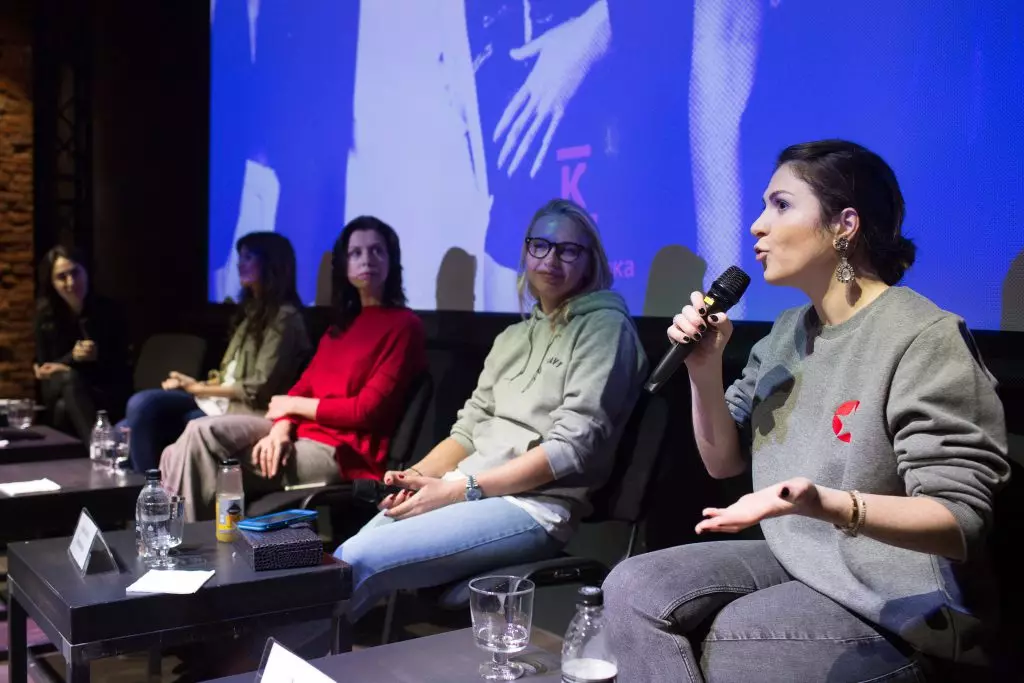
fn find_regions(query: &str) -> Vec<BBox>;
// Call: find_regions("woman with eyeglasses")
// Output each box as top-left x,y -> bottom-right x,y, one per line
333,198 -> 648,625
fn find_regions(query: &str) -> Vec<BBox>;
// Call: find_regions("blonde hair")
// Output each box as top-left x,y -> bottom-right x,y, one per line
516,198 -> 614,325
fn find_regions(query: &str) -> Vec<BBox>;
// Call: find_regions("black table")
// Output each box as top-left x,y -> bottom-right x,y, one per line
0,459 -> 145,542
6,521 -> 352,683
0,425 -> 85,464
204,628 -> 562,683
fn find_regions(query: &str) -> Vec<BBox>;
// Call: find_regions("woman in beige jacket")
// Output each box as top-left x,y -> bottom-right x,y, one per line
122,232 -> 311,471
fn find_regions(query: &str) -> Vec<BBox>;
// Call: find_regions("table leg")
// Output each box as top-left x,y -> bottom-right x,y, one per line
331,616 -> 352,655
8,595 -> 27,683
66,651 -> 90,683
148,647 -> 162,681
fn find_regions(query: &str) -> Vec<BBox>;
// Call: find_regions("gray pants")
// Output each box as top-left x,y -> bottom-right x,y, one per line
602,541 -> 926,683
159,415 -> 341,522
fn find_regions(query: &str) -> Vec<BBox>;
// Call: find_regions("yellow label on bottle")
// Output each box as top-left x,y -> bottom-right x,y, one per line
216,495 -> 243,542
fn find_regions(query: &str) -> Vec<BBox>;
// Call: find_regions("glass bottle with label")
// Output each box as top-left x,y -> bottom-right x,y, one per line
216,458 -> 245,542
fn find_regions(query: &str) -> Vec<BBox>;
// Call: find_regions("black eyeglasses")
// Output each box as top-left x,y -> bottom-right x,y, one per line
525,237 -> 587,263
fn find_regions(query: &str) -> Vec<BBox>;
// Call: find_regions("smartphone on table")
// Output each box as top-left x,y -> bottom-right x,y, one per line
236,509 -> 318,532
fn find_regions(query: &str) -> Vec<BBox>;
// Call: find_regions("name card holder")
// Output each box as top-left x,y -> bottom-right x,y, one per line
67,508 -> 118,577
257,637 -> 337,683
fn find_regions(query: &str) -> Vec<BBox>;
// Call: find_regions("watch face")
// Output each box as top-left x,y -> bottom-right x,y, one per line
466,484 -> 483,501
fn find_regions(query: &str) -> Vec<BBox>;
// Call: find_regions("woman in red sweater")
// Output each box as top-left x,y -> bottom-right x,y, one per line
161,217 -> 426,521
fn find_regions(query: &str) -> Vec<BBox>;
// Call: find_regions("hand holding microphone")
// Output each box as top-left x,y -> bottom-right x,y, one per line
667,291 -> 735,366
645,266 -> 750,393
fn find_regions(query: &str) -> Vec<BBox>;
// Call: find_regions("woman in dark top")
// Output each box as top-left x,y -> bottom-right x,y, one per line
34,246 -> 132,440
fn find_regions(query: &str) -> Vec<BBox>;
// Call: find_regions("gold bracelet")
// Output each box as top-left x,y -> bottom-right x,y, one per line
835,490 -> 865,537
406,466 -> 423,477
851,490 -> 867,536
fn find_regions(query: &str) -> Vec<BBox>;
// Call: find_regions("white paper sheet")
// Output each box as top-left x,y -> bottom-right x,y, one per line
126,570 -> 216,595
0,478 -> 61,496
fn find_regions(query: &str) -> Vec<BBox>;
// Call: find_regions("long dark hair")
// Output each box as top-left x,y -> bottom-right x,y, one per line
231,232 -> 302,350
36,245 -> 90,328
777,140 -> 916,285
329,216 -> 406,335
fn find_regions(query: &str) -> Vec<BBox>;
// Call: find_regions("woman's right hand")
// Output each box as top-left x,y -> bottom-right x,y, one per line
35,362 -> 71,379
668,290 -> 734,370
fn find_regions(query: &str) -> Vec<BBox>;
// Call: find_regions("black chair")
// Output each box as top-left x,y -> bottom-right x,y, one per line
379,390 -> 671,643
133,333 -> 207,392
246,371 -> 435,540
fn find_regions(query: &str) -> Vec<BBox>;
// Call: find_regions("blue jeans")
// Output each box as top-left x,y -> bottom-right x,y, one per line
121,389 -> 206,472
602,541 -> 928,683
335,497 -> 564,622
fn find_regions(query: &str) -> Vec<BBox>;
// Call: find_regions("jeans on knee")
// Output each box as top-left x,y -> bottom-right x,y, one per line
122,389 -> 203,471
335,497 -> 564,622
602,541 -> 926,683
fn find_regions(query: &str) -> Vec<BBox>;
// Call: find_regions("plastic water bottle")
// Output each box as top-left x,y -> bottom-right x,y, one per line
561,586 -> 618,683
89,410 -> 113,466
135,469 -> 170,560
216,458 -> 244,542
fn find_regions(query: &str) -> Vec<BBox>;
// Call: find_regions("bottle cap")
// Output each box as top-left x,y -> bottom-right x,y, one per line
222,458 -> 239,467
145,469 -> 161,481
577,586 -> 603,607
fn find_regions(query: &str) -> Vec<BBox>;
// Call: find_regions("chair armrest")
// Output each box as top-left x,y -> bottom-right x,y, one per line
246,483 -> 355,516
301,483 -> 356,509
435,555 -> 611,610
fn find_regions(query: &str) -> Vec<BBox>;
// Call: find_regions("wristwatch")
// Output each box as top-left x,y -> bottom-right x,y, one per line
465,476 -> 484,502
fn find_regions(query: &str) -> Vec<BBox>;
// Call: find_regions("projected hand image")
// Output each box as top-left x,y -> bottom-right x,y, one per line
494,0 -> 611,179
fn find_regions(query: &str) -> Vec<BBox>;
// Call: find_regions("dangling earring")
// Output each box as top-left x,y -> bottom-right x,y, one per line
834,237 -> 855,283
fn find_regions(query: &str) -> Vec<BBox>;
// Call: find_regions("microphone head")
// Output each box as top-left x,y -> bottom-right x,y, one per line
707,266 -> 751,309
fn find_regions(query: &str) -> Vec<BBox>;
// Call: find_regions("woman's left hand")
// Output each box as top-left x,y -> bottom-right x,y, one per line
695,477 -> 819,534
384,474 -> 464,521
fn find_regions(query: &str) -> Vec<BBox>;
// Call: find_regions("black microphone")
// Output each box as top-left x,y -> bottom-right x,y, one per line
644,266 -> 751,393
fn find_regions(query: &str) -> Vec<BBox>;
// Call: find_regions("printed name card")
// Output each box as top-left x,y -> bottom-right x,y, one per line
67,508 -> 117,576
258,638 -> 337,683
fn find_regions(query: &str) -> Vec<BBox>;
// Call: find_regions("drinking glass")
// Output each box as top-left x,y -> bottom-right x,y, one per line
112,425 -> 131,472
142,495 -> 185,569
469,576 -> 535,681
7,399 -> 34,429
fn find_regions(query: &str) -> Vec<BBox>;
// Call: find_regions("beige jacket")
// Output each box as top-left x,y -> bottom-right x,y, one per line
217,304 -> 311,415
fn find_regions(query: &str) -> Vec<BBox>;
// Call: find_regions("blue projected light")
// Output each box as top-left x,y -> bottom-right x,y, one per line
208,1 -> 1024,330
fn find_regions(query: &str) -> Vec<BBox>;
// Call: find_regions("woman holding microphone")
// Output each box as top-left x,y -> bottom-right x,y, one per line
602,140 -> 1009,681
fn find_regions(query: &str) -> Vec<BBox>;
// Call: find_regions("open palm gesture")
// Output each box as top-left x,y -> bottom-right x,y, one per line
695,477 -> 819,534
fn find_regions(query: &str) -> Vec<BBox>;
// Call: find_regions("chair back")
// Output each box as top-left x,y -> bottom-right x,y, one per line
587,391 -> 671,525
133,333 -> 207,391
386,371 -> 434,472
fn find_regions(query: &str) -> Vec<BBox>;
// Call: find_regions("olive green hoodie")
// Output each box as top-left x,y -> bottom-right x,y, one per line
451,290 -> 648,541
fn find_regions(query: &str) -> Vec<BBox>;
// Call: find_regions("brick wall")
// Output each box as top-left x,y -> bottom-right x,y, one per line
0,8 -> 35,398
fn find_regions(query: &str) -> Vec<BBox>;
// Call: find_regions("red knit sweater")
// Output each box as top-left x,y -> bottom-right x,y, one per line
283,307 -> 426,481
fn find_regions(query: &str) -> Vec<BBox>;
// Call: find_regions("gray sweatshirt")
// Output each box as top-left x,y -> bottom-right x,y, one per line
451,290 -> 648,541
725,286 -> 1010,662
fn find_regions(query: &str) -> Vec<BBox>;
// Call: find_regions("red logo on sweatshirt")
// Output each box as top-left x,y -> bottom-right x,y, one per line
832,400 -> 861,443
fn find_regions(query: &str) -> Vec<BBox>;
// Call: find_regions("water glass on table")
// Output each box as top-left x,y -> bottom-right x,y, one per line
6,399 -> 34,429
112,425 -> 131,472
469,576 -> 536,681
142,495 -> 185,569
